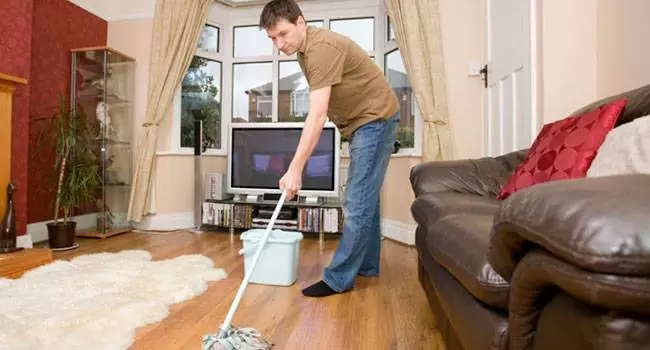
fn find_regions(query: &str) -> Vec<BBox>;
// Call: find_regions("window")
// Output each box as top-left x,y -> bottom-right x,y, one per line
232,62 -> 273,122
385,49 -> 415,149
279,61 -> 309,121
172,9 -> 421,156
180,56 -> 222,149
174,23 -> 224,153
384,15 -> 421,154
387,16 -> 396,42
330,18 -> 375,52
198,25 -> 220,53
233,25 -> 274,57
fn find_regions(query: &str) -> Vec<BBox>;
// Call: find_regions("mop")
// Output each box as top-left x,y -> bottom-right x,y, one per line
202,190 -> 288,350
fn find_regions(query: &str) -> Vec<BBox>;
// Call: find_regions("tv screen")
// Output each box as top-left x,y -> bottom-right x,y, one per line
230,126 -> 337,192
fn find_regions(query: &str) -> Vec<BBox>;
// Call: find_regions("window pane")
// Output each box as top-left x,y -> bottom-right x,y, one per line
330,18 -> 374,51
234,25 -> 274,57
181,56 -> 222,149
233,62 -> 273,122
279,61 -> 309,122
198,25 -> 219,53
387,17 -> 396,42
385,49 -> 415,148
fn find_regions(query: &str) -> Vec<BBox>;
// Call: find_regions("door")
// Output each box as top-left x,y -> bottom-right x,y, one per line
484,0 -> 539,156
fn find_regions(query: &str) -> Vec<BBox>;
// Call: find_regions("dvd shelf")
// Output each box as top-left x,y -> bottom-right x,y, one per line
201,198 -> 344,236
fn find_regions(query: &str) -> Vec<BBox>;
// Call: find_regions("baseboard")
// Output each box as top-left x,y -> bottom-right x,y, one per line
135,212 -> 194,231
381,218 -> 416,246
24,213 -> 99,246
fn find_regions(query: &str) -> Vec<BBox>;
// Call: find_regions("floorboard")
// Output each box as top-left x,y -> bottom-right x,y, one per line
48,230 -> 445,349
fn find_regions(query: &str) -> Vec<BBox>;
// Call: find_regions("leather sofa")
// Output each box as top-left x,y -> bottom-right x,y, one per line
409,84 -> 650,350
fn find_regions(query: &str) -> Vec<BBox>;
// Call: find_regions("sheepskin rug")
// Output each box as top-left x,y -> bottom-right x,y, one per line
0,249 -> 228,350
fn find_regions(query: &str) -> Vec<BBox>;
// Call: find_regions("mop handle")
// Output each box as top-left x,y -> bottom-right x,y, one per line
218,190 -> 288,337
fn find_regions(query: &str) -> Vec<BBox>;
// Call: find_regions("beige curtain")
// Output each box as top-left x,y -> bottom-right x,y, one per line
127,0 -> 212,223
385,0 -> 454,162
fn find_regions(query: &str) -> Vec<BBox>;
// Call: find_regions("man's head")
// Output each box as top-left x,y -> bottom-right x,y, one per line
259,0 -> 307,56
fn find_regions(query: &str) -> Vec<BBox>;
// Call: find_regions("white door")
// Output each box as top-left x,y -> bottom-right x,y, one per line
484,0 -> 539,156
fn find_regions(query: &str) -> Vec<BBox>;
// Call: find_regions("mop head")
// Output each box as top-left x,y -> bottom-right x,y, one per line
202,325 -> 273,350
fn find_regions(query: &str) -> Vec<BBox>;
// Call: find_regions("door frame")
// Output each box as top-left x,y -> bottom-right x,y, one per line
483,0 -> 543,157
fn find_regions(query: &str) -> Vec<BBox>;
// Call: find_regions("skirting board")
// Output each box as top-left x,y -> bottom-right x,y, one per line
21,213 -> 99,247
133,212 -> 416,245
135,212 -> 194,232
381,219 -> 416,246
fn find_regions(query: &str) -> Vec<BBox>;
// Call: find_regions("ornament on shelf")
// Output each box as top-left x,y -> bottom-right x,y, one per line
96,101 -> 114,138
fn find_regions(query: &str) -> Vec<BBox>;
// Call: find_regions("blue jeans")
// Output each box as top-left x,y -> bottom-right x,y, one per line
323,114 -> 399,292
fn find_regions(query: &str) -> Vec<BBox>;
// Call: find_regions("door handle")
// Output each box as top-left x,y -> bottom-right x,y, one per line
480,64 -> 488,88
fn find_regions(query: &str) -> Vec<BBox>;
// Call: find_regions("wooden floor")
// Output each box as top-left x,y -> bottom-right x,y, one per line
49,230 -> 444,349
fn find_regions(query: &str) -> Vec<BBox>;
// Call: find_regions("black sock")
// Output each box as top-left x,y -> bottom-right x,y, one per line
302,280 -> 339,297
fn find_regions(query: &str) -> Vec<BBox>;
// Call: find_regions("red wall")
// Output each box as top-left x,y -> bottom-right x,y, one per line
0,0 -> 106,234
0,0 -> 34,236
29,0 -> 107,225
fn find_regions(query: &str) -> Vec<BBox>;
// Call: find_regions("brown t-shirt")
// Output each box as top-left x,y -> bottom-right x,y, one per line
297,26 -> 399,138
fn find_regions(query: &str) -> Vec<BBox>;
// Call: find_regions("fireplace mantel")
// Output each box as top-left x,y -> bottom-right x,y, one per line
0,72 -> 27,216
0,73 -> 28,87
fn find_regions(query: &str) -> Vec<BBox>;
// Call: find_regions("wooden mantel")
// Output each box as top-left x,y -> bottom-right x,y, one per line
0,72 -> 27,216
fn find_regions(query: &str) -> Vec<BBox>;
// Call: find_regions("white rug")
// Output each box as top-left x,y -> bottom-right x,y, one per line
0,249 -> 228,350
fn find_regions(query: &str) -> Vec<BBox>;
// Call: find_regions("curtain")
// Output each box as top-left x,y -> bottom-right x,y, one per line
127,0 -> 213,223
384,0 -> 454,162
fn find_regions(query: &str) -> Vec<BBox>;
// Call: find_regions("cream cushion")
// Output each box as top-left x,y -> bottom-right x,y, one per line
587,115 -> 650,177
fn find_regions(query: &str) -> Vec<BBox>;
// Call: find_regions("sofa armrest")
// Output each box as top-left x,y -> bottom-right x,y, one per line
508,249 -> 650,350
488,174 -> 650,281
409,149 -> 528,197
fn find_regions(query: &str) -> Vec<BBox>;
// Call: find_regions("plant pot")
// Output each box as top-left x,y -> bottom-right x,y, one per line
46,221 -> 77,249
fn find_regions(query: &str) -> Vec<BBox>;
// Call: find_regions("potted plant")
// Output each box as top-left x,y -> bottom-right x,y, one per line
45,95 -> 101,249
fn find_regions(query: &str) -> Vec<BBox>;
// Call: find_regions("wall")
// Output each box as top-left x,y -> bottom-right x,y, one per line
0,0 -> 34,236
28,0 -> 108,224
597,0 -> 650,98
541,0 -> 598,123
439,0 -> 485,160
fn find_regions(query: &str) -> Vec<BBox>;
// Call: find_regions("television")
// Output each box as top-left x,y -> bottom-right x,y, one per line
227,122 -> 341,198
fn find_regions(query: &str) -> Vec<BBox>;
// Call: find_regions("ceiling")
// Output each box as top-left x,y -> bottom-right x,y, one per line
216,0 -> 320,8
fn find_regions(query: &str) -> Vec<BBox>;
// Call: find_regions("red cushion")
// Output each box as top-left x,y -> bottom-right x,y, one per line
497,99 -> 628,200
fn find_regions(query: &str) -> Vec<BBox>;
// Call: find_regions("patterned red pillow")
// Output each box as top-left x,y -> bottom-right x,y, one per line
497,98 -> 628,200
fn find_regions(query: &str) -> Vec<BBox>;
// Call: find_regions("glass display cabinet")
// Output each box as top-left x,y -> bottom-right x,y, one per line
70,46 -> 135,238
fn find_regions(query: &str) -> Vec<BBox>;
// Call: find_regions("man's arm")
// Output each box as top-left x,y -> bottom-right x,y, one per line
279,86 -> 331,199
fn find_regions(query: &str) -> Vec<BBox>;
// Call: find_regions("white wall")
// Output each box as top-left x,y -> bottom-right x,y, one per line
541,0 -> 598,123
597,0 -> 650,98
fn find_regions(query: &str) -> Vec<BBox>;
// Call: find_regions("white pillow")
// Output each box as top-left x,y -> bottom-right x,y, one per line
587,115 -> 650,178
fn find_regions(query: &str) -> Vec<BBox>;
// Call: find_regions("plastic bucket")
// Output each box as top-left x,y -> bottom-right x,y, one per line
239,229 -> 304,286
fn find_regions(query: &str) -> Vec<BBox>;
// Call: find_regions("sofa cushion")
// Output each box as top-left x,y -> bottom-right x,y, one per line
587,114 -> 650,178
411,192 -> 500,224
497,98 -> 627,200
413,194 -> 510,310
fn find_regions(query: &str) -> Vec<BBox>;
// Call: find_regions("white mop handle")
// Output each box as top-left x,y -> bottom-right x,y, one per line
219,190 -> 288,335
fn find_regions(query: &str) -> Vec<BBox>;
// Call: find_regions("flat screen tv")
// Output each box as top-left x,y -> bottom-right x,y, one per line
227,122 -> 341,198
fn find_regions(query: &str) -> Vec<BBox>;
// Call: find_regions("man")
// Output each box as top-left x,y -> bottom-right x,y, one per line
259,0 -> 400,298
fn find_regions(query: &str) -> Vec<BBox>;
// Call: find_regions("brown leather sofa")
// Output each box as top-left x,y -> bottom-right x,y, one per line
409,84 -> 650,350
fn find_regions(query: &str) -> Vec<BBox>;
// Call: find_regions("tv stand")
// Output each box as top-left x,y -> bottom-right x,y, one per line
201,196 -> 343,242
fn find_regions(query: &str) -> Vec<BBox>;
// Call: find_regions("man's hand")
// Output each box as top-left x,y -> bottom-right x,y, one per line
279,168 -> 302,200
278,85 -> 331,200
